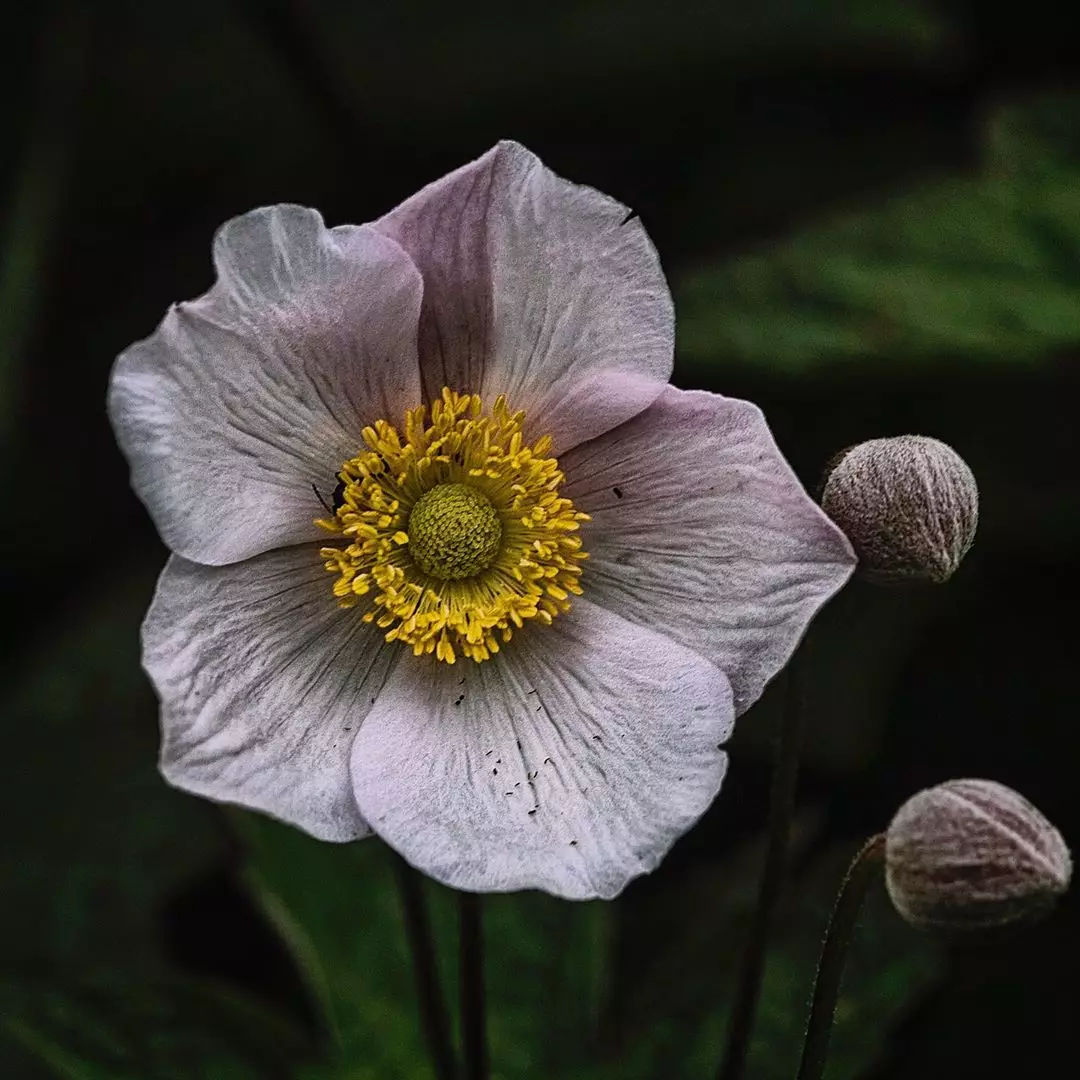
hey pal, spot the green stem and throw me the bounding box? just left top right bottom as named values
left=391, top=854, right=457, bottom=1080
left=717, top=647, right=808, bottom=1080
left=459, top=891, right=488, bottom=1080
left=796, top=834, right=886, bottom=1080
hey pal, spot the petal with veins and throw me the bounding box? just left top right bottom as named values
left=145, top=545, right=397, bottom=841
left=562, top=386, right=856, bottom=714
left=374, top=141, right=671, bottom=453
left=350, top=598, right=732, bottom=899
left=109, top=206, right=423, bottom=566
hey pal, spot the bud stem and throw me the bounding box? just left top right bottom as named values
left=459, top=891, right=488, bottom=1080
left=391, top=853, right=458, bottom=1080
left=796, top=833, right=886, bottom=1080
left=717, top=645, right=808, bottom=1080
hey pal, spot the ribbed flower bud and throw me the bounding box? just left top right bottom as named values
left=885, top=779, right=1071, bottom=933
left=820, top=436, right=977, bottom=583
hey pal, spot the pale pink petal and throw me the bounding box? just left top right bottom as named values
left=374, top=141, right=672, bottom=452
left=562, top=387, right=856, bottom=714
left=109, top=206, right=423, bottom=566
left=144, top=545, right=396, bottom=841
left=350, top=599, right=732, bottom=899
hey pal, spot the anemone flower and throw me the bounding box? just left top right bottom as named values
left=108, top=142, right=855, bottom=899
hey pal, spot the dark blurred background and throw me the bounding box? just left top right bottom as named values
left=2, top=2, right=1077, bottom=1078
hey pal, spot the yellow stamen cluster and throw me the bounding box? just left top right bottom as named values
left=318, top=388, right=589, bottom=664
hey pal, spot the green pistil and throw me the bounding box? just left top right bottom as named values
left=408, top=483, right=503, bottom=581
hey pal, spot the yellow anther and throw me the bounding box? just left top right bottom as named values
left=317, top=389, right=588, bottom=663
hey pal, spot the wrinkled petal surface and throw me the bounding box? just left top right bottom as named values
left=350, top=599, right=732, bottom=899
left=144, top=546, right=397, bottom=841
left=562, top=387, right=856, bottom=714
left=375, top=141, right=672, bottom=452
left=109, top=206, right=423, bottom=565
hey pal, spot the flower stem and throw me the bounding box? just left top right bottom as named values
left=717, top=646, right=808, bottom=1080
left=796, top=834, right=886, bottom=1080
left=459, top=891, right=488, bottom=1080
left=391, top=854, right=458, bottom=1080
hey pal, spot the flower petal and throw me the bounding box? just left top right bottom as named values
left=109, top=206, right=423, bottom=566
left=374, top=141, right=672, bottom=452
left=562, top=387, right=856, bottom=714
left=144, top=545, right=397, bottom=841
left=350, top=599, right=732, bottom=899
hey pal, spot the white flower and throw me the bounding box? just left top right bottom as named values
left=108, top=142, right=855, bottom=899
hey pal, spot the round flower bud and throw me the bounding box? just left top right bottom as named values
left=820, top=436, right=977, bottom=583
left=885, top=779, right=1071, bottom=933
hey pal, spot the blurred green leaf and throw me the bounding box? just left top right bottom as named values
left=0, top=564, right=318, bottom=1076
left=0, top=565, right=224, bottom=974
left=0, top=975, right=310, bottom=1080
left=590, top=835, right=942, bottom=1080
left=235, top=813, right=615, bottom=1079
left=483, top=889, right=613, bottom=1079
left=235, top=814, right=433, bottom=1079
left=675, top=95, right=1080, bottom=371
left=235, top=811, right=937, bottom=1080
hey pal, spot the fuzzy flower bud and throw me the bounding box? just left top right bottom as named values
left=820, top=436, right=977, bottom=583
left=885, top=779, right=1071, bottom=933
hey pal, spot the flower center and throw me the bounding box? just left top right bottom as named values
left=317, top=388, right=588, bottom=664
left=407, top=483, right=503, bottom=580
